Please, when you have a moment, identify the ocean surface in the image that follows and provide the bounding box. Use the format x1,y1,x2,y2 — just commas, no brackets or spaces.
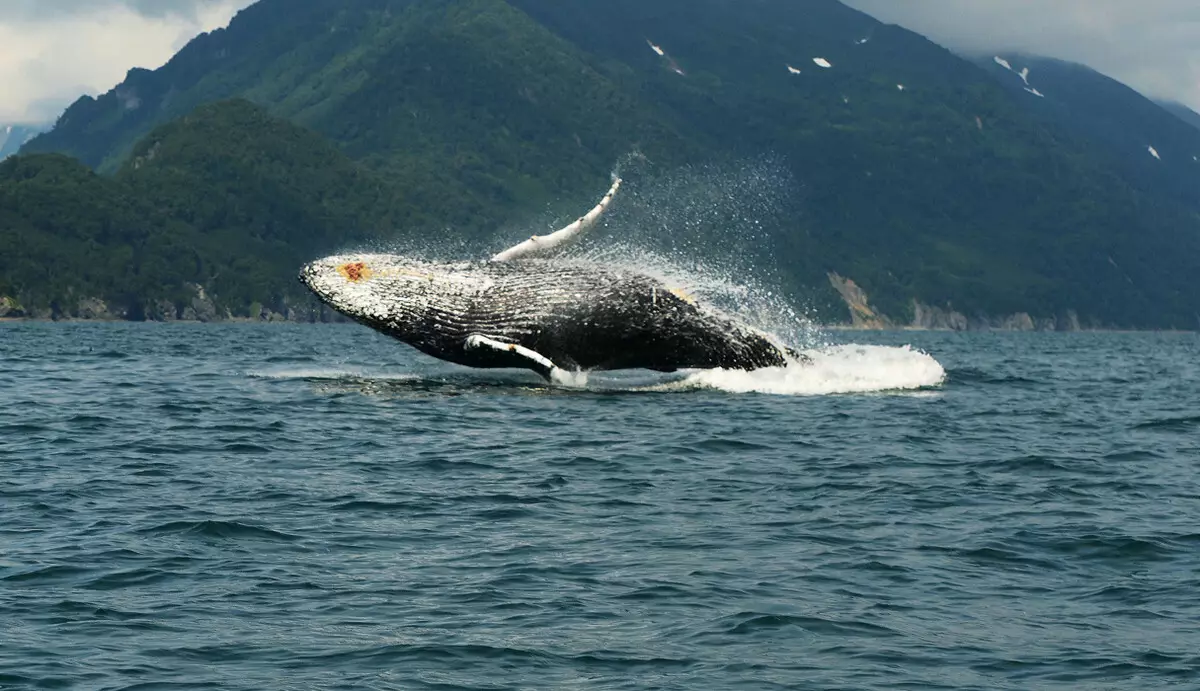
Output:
3,322,1199,689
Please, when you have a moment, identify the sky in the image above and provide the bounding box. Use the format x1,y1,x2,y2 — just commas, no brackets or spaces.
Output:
2,0,1199,123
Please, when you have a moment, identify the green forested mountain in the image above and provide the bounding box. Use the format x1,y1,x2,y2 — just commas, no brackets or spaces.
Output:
2,102,384,318
7,0,1200,328
978,54,1200,214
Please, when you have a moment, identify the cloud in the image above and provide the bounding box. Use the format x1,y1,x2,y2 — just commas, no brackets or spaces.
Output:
6,0,235,22
844,0,1200,111
0,0,253,123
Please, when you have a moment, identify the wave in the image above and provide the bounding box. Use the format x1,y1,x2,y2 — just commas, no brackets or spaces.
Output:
137,520,301,543
246,368,420,382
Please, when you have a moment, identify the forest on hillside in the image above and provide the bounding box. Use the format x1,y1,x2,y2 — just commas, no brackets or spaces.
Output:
6,0,1200,328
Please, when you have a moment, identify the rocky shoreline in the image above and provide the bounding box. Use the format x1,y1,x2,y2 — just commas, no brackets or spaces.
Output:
827,273,1105,332
0,287,347,324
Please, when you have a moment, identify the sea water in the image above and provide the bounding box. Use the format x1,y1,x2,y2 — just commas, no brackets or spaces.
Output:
2,323,1199,689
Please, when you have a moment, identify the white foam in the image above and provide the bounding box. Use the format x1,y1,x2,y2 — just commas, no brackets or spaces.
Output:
897,84,905,91
813,57,833,69
1025,87,1045,98
550,369,591,388
787,64,802,75
1148,145,1161,160
662,344,945,396
1018,67,1030,85
856,37,871,45
994,56,1013,71
647,40,665,57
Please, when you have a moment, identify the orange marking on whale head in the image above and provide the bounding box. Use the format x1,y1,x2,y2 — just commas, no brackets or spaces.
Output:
338,262,373,282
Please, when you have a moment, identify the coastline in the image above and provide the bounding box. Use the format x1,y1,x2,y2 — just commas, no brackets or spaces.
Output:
3,316,1195,334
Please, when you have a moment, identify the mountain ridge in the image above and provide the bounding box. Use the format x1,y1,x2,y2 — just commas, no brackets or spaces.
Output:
6,0,1200,329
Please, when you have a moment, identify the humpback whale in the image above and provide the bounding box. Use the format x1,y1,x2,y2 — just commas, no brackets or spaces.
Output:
300,177,799,380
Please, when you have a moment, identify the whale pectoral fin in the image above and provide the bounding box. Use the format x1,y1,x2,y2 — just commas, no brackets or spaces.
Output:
465,334,560,381
491,176,622,262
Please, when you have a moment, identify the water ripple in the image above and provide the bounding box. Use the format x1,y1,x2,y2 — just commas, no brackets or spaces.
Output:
1,324,1198,690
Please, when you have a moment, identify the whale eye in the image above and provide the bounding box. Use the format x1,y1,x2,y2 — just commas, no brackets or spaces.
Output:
338,262,373,282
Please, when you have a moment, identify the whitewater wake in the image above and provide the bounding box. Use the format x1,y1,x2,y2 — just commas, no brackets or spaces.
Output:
659,344,946,395
250,344,945,397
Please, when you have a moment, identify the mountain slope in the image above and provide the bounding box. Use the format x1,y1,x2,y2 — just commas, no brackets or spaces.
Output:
10,0,1200,328
978,55,1200,212
2,101,398,318
23,0,688,203
1160,100,1200,133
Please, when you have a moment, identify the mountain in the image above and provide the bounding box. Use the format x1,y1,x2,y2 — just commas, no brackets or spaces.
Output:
1,101,394,320
8,0,1200,329
0,124,47,160
1160,100,1200,132
978,55,1200,213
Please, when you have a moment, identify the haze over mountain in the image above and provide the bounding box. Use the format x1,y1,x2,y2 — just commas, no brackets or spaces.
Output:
5,0,1199,329
0,124,47,161
1160,101,1200,133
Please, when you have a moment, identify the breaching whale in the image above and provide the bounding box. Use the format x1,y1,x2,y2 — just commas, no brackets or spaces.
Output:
299,177,800,380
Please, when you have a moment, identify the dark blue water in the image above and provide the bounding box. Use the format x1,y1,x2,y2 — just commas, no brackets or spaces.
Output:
3,323,1199,689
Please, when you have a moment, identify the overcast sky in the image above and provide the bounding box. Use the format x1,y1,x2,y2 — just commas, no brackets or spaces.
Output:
0,0,253,123
2,0,1199,123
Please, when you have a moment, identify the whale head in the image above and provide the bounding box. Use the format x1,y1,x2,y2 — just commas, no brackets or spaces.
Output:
300,254,489,330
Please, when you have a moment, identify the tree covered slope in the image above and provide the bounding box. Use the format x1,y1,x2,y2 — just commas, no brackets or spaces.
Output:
7,0,1200,328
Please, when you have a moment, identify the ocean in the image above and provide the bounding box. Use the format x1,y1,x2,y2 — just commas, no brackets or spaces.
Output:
2,322,1198,689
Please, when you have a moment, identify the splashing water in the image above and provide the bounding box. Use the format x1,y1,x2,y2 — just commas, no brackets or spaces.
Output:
665,345,946,395
540,346,945,396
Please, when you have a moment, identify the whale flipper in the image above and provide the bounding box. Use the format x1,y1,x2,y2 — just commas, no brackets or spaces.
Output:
465,334,563,381
491,177,622,262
